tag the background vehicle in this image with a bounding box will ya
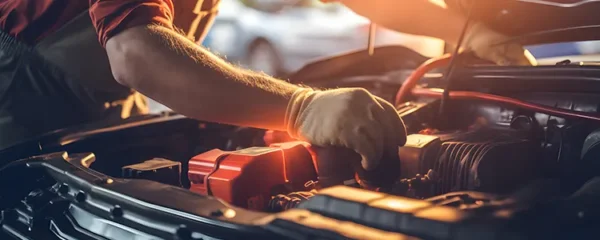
[202,0,600,73]
[203,0,445,76]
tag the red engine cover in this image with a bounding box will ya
[188,142,317,211]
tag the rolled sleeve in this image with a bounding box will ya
[173,0,220,42]
[89,0,175,47]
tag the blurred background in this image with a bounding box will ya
[148,0,600,113]
[202,0,445,77]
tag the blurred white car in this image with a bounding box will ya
[203,0,445,76]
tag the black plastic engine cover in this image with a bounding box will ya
[122,158,182,186]
[399,129,542,196]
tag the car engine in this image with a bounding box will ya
[175,55,600,226]
[182,96,598,214]
[2,48,600,239]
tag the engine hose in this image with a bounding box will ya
[412,88,600,122]
[394,54,452,105]
[268,191,315,212]
[396,57,600,122]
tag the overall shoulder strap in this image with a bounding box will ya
[35,10,147,118]
[0,10,147,149]
[35,11,129,95]
[0,29,34,95]
[0,27,94,149]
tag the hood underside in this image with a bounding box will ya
[448,0,600,45]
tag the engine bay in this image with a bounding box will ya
[2,48,600,239]
[170,52,600,216]
[182,92,600,213]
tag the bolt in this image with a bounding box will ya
[175,225,192,240]
[58,184,69,194]
[110,205,123,218]
[75,191,87,203]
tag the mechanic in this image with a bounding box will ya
[0,0,406,172]
[0,0,531,171]
[326,0,537,66]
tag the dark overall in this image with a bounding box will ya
[0,11,147,149]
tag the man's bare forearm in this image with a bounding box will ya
[341,0,466,44]
[105,25,299,130]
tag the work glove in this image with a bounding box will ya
[285,88,407,171]
[462,22,537,66]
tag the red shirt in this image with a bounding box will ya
[0,0,215,46]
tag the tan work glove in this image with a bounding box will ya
[285,88,407,171]
[463,22,537,66]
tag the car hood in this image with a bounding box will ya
[288,0,600,81]
[451,0,600,45]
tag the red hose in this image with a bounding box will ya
[394,54,453,106]
[412,88,600,122]
[395,54,600,122]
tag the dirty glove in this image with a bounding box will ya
[285,88,407,171]
[463,22,537,66]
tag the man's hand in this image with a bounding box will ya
[463,22,537,66]
[285,88,407,171]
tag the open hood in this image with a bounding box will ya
[288,0,600,82]
[449,0,600,45]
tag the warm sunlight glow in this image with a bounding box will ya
[223,209,237,218]
[370,198,431,212]
[429,0,448,8]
